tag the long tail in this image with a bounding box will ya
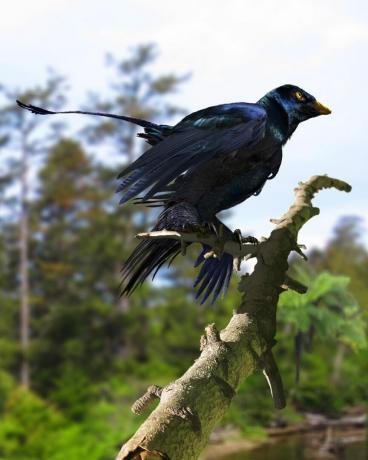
[16,100,173,146]
[16,100,159,129]
[121,203,233,304]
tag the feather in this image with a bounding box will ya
[16,100,158,128]
[116,103,267,203]
[194,251,233,304]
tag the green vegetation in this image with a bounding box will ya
[0,45,367,458]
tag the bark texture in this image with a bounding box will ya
[116,175,351,460]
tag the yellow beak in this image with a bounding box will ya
[311,100,332,115]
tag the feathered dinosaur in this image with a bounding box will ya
[17,84,331,303]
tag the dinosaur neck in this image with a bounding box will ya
[258,96,293,144]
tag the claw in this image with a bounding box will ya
[214,243,224,258]
[233,256,242,271]
[180,238,187,256]
[211,222,218,237]
[181,222,195,233]
[233,229,243,250]
[242,235,259,245]
[181,220,227,259]
[294,243,308,260]
[231,230,258,269]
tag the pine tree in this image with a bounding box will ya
[0,73,67,387]
[83,43,187,312]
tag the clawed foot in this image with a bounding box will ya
[242,235,259,245]
[204,226,225,259]
[180,221,218,236]
[232,230,259,271]
[201,228,260,263]
[179,221,219,256]
[233,229,259,246]
[193,221,225,259]
[179,223,260,264]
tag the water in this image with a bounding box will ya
[220,434,367,460]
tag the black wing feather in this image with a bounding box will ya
[117,103,267,204]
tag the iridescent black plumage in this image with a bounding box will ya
[17,84,330,303]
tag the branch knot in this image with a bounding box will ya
[200,323,221,351]
[131,385,163,415]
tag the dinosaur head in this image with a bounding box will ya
[264,84,331,134]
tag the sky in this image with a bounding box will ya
[1,0,367,249]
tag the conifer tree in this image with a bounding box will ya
[0,73,66,387]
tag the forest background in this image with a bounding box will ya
[0,1,367,458]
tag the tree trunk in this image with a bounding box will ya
[331,342,347,385]
[19,139,30,388]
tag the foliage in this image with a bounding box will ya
[278,269,367,350]
[0,385,144,460]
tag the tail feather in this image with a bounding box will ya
[203,266,226,303]
[137,124,173,145]
[121,204,187,295]
[122,238,233,303]
[16,100,158,129]
[121,237,181,295]
[211,261,230,303]
[121,205,233,304]
[195,259,221,301]
[194,246,233,304]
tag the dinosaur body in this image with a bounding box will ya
[17,84,331,303]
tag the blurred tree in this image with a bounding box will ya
[0,385,138,460]
[0,73,67,388]
[278,267,366,382]
[308,216,368,307]
[264,253,367,421]
[28,139,128,403]
[83,44,187,311]
[84,43,187,159]
[305,216,368,389]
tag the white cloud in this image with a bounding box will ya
[1,0,70,32]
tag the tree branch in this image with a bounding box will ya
[136,230,259,259]
[116,175,351,460]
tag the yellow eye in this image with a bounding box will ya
[295,91,305,102]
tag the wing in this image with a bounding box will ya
[117,102,267,204]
